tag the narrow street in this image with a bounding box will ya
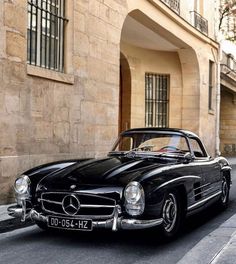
[0,169,236,264]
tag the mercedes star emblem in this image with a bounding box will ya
[62,194,80,216]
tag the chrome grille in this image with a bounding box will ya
[40,192,116,219]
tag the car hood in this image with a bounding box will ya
[36,156,177,192]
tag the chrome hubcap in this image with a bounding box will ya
[162,193,177,232]
[221,178,228,204]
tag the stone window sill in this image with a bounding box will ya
[27,65,74,84]
[208,109,215,115]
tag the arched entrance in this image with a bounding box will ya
[119,53,131,133]
[119,10,200,134]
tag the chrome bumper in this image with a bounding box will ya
[8,204,163,231]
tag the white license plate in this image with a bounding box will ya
[48,216,93,231]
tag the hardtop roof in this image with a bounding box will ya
[121,127,199,139]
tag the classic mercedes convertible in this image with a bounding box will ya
[8,128,231,237]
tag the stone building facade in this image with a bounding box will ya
[220,49,236,156]
[0,0,221,203]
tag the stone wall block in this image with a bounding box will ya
[0,29,6,58]
[54,122,70,145]
[75,0,89,13]
[80,100,95,124]
[79,124,95,145]
[95,103,118,126]
[105,64,119,84]
[34,121,53,140]
[74,11,86,33]
[74,31,89,56]
[53,84,71,109]
[6,31,26,61]
[89,36,105,60]
[0,121,17,156]
[31,86,44,118]
[54,107,70,122]
[87,57,106,81]
[19,84,30,116]
[87,16,107,40]
[0,180,15,204]
[99,3,110,23]
[74,56,88,78]
[3,61,26,84]
[0,62,3,84]
[104,0,127,13]
[101,42,120,64]
[5,93,20,114]
[89,0,100,17]
[72,123,80,143]
[107,25,121,44]
[1,157,18,178]
[96,84,118,105]
[95,125,117,147]
[4,3,26,35]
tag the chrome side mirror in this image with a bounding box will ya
[183,152,193,164]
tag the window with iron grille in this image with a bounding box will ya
[145,73,169,128]
[27,0,67,72]
[209,61,214,111]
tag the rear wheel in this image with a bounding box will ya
[218,176,230,209]
[160,190,183,238]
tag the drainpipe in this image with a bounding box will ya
[214,0,222,157]
[215,43,222,157]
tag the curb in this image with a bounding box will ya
[177,214,236,264]
[0,204,33,234]
[0,217,33,234]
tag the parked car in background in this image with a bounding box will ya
[8,128,231,238]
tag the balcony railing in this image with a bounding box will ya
[221,52,236,71]
[221,52,236,82]
[191,11,208,35]
[160,0,180,14]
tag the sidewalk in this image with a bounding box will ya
[177,214,236,264]
[0,157,236,263]
[178,156,236,264]
[0,204,12,221]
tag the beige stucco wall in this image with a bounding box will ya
[121,43,183,129]
[220,89,236,156]
[120,42,218,156]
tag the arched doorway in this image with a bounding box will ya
[119,53,131,133]
[119,9,201,136]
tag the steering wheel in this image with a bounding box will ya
[159,146,180,152]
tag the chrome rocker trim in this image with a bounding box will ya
[8,204,163,231]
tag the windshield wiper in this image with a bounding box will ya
[108,145,155,157]
[124,145,155,157]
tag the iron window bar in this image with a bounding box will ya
[145,73,169,128]
[27,0,68,72]
[160,0,180,14]
[190,11,208,36]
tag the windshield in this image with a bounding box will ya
[111,132,190,155]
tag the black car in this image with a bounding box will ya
[8,128,231,238]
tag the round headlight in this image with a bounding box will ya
[14,175,30,194]
[124,181,142,204]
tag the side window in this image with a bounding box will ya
[189,138,207,158]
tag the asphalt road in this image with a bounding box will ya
[1,170,236,264]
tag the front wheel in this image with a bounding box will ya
[218,176,230,210]
[160,190,183,238]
